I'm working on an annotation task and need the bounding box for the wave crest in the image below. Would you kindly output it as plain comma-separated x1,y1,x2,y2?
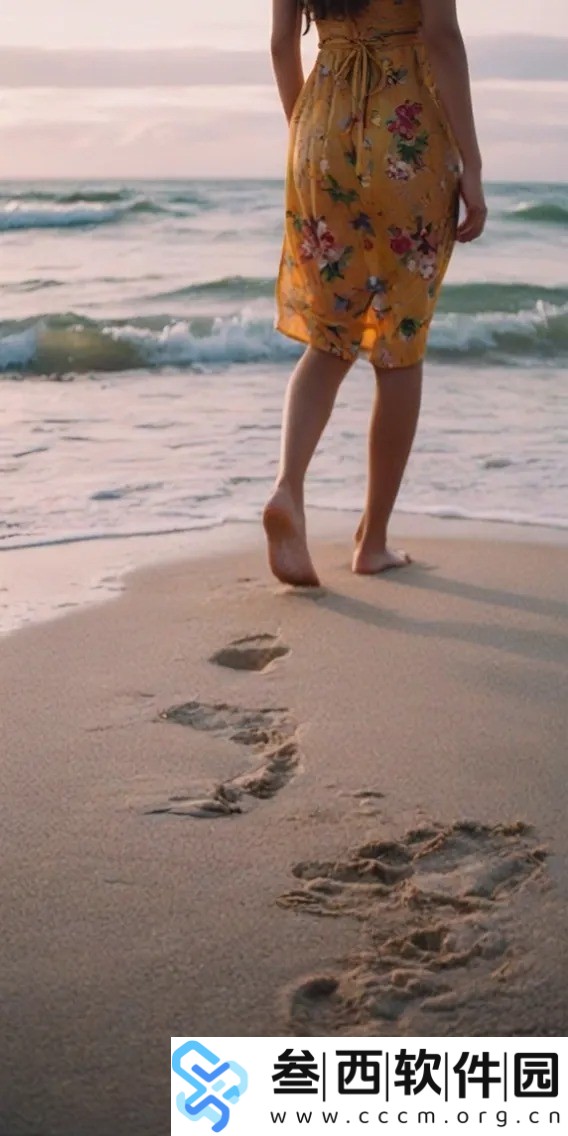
507,201,568,226
1,300,566,376
0,196,166,231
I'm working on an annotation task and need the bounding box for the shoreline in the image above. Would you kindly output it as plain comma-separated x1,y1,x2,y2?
1,531,567,1132
2,509,567,639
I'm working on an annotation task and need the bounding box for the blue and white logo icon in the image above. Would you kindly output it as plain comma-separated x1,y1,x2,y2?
172,1040,248,1133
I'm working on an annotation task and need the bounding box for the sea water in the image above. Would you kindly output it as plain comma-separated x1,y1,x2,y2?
0,179,566,575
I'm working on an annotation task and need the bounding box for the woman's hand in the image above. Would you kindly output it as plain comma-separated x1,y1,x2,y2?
457,166,488,243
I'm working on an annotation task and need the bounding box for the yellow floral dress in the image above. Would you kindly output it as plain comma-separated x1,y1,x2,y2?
275,0,461,368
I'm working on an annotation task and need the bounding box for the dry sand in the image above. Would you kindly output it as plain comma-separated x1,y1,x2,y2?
1,530,567,1135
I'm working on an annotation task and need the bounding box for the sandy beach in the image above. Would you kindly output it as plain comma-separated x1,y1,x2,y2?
1,527,567,1135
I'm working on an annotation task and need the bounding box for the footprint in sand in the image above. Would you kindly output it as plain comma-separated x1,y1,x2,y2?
346,788,386,816
144,699,300,819
278,820,549,1034
210,633,290,672
351,790,385,800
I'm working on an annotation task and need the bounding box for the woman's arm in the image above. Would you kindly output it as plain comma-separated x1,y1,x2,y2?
271,0,304,123
420,0,487,242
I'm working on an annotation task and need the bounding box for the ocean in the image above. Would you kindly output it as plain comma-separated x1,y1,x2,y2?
1,178,567,569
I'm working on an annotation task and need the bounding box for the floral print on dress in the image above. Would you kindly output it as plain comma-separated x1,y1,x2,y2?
290,214,354,281
275,0,461,368
389,218,440,280
386,100,429,177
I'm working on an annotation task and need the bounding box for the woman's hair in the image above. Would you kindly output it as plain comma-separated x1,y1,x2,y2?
299,2,371,34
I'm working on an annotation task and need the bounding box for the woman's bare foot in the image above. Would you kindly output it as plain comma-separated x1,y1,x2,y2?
263,487,320,587
353,514,411,573
352,545,412,575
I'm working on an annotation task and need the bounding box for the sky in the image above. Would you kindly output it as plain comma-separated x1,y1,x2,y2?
0,1,567,180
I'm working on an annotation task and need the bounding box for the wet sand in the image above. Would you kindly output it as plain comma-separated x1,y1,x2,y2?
1,531,567,1135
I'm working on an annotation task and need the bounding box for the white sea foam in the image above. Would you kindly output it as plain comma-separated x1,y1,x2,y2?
107,316,299,365
1,302,566,374
106,302,568,367
428,300,568,355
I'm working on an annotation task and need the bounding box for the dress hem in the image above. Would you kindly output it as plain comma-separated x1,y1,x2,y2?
274,320,358,363
274,320,427,370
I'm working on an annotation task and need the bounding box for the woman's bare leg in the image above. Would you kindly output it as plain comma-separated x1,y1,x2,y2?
264,346,353,585
353,361,423,574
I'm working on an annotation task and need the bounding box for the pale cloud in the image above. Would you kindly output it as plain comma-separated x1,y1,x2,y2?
1,79,566,181
1,36,566,87
0,47,273,88
468,37,568,81
0,34,566,180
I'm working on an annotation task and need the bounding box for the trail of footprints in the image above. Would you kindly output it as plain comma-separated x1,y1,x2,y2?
145,625,550,1032
279,820,549,1033
149,633,295,818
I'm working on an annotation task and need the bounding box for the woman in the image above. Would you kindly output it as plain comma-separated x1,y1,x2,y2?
265,0,486,586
